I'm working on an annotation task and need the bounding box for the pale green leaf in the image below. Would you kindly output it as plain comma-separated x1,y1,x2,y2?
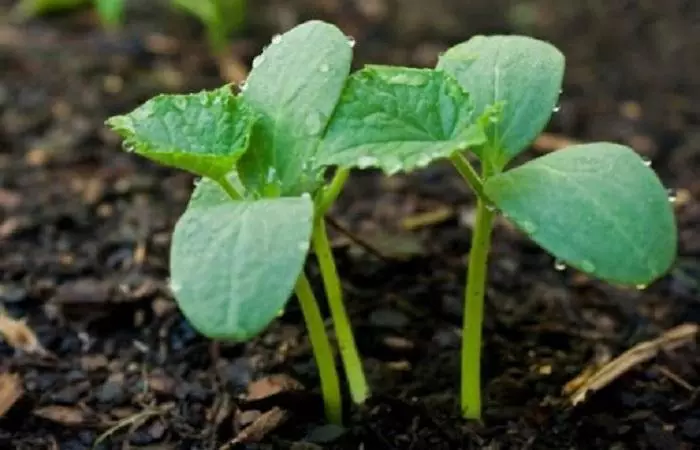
107,86,256,180
438,35,564,166
237,20,353,196
316,66,486,174
484,143,677,285
170,193,314,340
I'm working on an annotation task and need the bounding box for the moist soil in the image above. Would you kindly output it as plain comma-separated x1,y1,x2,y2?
1,1,700,448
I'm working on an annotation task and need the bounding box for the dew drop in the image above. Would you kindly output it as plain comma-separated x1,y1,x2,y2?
170,281,182,295
347,36,356,48
239,80,248,92
580,260,595,273
520,220,537,233
552,105,561,113
305,112,325,135
485,203,497,212
554,259,567,271
642,157,652,167
298,241,310,252
667,188,677,203
301,192,311,199
416,154,432,167
266,167,277,183
277,308,285,317
271,34,282,45
636,284,647,290
357,156,378,168
319,63,330,73
193,178,202,187
252,55,265,69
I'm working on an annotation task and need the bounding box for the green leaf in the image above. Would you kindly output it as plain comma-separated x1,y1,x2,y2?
12,0,89,18
237,20,353,197
484,143,677,285
437,35,564,166
170,192,314,340
94,0,124,27
315,66,486,174
107,86,256,180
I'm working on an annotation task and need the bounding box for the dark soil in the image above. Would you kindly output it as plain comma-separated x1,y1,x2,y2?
2,0,700,448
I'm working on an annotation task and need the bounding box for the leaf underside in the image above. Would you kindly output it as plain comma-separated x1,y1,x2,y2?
237,20,354,196
107,86,256,180
437,35,565,166
170,187,314,340
484,143,677,285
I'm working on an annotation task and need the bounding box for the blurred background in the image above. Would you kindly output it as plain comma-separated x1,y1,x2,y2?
1,1,699,448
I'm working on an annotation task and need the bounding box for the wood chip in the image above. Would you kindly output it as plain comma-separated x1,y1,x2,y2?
566,323,699,405
33,405,89,426
0,312,50,357
0,373,23,417
246,374,303,401
225,407,289,448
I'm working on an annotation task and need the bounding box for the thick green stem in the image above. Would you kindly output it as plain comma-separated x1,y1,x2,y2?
312,216,370,404
450,153,486,199
317,168,350,216
214,176,242,200
294,273,343,424
461,170,495,420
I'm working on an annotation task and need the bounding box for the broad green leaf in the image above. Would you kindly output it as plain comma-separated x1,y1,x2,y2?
94,0,124,27
237,20,353,197
484,143,677,285
170,193,314,340
437,35,564,166
315,66,486,174
107,86,256,180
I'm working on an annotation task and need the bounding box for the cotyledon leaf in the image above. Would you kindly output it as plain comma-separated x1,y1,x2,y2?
438,35,564,167
237,20,354,197
484,143,677,285
315,66,486,174
107,86,256,180
170,190,314,340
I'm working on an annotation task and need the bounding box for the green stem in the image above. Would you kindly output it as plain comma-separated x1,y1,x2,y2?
460,169,496,420
214,176,242,200
294,273,343,424
317,168,350,216
312,216,370,404
450,153,486,199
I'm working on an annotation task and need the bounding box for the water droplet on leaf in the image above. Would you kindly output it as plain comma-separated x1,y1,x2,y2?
554,259,567,271
580,260,595,273
642,157,652,167
416,154,432,167
347,36,356,47
667,189,677,203
319,63,330,73
357,156,378,168
301,192,311,200
520,220,537,233
485,204,497,212
170,281,182,295
252,55,265,69
552,105,561,113
271,34,282,45
305,112,325,135
298,241,309,252
636,284,647,290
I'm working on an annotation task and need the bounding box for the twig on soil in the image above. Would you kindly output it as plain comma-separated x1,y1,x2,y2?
656,365,696,392
325,215,397,261
566,323,699,405
92,402,175,449
0,306,52,358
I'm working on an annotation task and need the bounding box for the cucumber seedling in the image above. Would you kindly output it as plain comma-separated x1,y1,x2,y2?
434,35,678,419
106,21,368,425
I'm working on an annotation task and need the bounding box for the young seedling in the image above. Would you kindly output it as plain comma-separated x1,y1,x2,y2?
106,21,368,425
435,36,678,419
314,35,677,419
13,0,245,47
